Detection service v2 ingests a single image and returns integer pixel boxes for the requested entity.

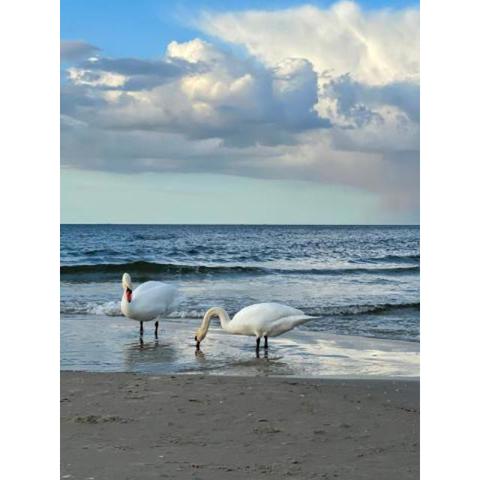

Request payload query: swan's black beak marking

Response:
[126,288,133,303]
[194,336,200,349]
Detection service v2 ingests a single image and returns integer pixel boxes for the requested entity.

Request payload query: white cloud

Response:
[166,38,226,64]
[197,1,419,85]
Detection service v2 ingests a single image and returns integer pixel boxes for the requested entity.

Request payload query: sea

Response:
[61,224,420,377]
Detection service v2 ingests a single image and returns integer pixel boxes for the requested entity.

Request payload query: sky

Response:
[61,0,419,224]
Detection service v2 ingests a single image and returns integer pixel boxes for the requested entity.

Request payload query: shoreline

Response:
[61,316,420,378]
[61,371,419,479]
[62,367,420,381]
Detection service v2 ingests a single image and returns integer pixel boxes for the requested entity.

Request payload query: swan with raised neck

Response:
[120,272,181,337]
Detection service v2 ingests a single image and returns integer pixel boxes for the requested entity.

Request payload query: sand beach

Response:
[61,372,419,479]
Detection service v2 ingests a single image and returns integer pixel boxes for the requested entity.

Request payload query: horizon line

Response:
[61,223,420,227]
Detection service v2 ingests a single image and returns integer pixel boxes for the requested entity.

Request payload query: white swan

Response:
[121,272,180,337]
[194,302,314,352]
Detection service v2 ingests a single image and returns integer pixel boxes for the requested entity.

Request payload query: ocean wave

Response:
[60,260,419,282]
[61,261,263,277]
[61,300,419,318]
[306,302,420,317]
[303,266,419,276]
[350,254,420,265]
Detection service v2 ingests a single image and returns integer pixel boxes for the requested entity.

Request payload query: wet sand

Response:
[61,372,419,479]
[61,315,420,378]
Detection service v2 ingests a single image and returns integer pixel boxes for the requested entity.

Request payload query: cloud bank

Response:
[61,1,419,216]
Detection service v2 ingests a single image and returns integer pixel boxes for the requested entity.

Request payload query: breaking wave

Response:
[61,260,419,282]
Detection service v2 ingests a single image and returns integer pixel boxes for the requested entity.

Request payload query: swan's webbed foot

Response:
[154,321,159,338]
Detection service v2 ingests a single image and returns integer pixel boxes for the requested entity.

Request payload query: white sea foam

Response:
[61,300,204,319]
[87,301,122,316]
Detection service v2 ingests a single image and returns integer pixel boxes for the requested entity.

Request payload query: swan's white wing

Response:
[133,281,165,296]
[229,302,310,335]
[131,283,181,320]
[232,302,305,324]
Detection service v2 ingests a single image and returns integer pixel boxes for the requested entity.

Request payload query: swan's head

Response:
[194,329,206,349]
[122,273,133,290]
[122,273,133,302]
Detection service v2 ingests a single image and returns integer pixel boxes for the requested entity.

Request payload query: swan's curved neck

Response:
[199,307,232,335]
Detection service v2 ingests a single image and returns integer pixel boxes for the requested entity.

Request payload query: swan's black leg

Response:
[140,321,144,336]
[154,321,159,338]
[256,337,261,356]
[264,336,268,349]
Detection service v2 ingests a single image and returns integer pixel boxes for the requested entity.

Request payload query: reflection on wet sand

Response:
[191,347,240,373]
[192,344,296,376]
[230,353,295,376]
[124,339,177,370]
[194,348,205,360]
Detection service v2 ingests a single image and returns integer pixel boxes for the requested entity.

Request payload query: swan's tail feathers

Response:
[289,315,317,328]
[269,314,317,337]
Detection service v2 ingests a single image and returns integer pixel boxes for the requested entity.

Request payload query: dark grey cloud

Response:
[61,119,418,215]
[60,83,109,119]
[61,40,100,62]
[323,74,420,126]
[76,57,205,90]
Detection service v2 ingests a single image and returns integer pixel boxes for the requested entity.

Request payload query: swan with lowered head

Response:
[121,272,180,337]
[194,302,314,353]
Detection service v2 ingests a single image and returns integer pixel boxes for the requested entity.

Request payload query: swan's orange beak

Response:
[126,288,132,303]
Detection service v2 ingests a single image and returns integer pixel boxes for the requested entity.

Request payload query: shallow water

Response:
[61,315,419,378]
